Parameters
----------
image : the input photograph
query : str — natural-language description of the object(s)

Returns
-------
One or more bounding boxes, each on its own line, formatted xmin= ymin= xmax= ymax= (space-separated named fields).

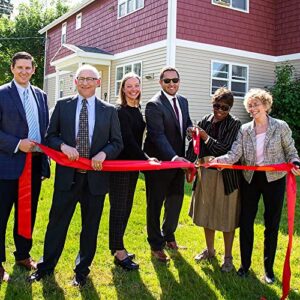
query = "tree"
xmin=0 ymin=0 xmax=69 ymax=87
xmin=269 ymin=64 xmax=300 ymax=151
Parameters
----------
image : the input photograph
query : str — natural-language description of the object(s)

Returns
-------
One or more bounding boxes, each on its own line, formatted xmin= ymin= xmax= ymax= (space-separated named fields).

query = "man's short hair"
xmin=75 ymin=64 xmax=100 ymax=79
xmin=159 ymin=66 xmax=180 ymax=80
xmin=11 ymin=52 xmax=35 ymax=68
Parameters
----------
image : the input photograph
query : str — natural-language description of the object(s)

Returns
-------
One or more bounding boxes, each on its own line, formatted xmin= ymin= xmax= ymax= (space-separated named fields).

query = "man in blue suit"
xmin=0 ymin=52 xmax=50 ymax=282
xmin=144 ymin=67 xmax=192 ymax=262
xmin=28 ymin=64 xmax=123 ymax=286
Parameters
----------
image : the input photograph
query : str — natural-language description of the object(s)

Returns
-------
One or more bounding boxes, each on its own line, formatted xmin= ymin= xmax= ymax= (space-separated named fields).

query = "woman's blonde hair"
xmin=117 ymin=72 xmax=141 ymax=106
xmin=243 ymin=88 xmax=273 ymax=114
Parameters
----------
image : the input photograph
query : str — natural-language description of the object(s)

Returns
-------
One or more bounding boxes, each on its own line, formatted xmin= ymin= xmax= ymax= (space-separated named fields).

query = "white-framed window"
xmin=76 ymin=13 xmax=82 ymax=30
xmin=115 ymin=62 xmax=142 ymax=96
xmin=211 ymin=60 xmax=248 ymax=97
xmin=61 ymin=22 xmax=67 ymax=44
xmin=118 ymin=0 xmax=144 ymax=18
xmin=212 ymin=0 xmax=248 ymax=13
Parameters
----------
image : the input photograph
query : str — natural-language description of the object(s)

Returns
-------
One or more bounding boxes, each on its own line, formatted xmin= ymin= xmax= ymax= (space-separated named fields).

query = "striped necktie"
xmin=76 ymin=99 xmax=90 ymax=158
xmin=23 ymin=89 xmax=39 ymax=142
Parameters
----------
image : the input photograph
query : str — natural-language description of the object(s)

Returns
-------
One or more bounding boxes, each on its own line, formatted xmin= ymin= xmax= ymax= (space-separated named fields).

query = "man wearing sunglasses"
xmin=144 ymin=66 xmax=192 ymax=262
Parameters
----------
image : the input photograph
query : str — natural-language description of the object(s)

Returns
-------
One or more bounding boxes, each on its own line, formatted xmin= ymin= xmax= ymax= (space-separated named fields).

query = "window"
xmin=76 ymin=13 xmax=82 ymax=30
xmin=59 ymin=79 xmax=64 ymax=98
xmin=118 ymin=0 xmax=144 ymax=18
xmin=211 ymin=61 xmax=248 ymax=97
xmin=61 ymin=22 xmax=67 ymax=44
xmin=115 ymin=62 xmax=142 ymax=96
xmin=212 ymin=0 xmax=248 ymax=12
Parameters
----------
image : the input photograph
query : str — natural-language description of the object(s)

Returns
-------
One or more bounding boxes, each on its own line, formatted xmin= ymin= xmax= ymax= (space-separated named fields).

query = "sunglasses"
xmin=162 ymin=78 xmax=180 ymax=84
xmin=213 ymin=103 xmax=231 ymax=112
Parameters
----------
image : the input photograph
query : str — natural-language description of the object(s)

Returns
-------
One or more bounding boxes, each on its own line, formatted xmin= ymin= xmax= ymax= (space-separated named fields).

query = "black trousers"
xmin=109 ymin=171 xmax=139 ymax=254
xmin=37 ymin=173 xmax=105 ymax=277
xmin=240 ymin=172 xmax=285 ymax=275
xmin=145 ymin=169 xmax=184 ymax=251
xmin=0 ymin=155 xmax=42 ymax=263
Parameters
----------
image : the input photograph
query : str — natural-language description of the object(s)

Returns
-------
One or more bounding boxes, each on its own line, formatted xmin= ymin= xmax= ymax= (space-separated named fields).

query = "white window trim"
xmin=210 ymin=60 xmax=249 ymax=98
xmin=76 ymin=13 xmax=82 ymax=30
xmin=115 ymin=61 xmax=142 ymax=96
xmin=117 ymin=0 xmax=144 ymax=19
xmin=211 ymin=0 xmax=249 ymax=13
xmin=61 ymin=22 xmax=67 ymax=45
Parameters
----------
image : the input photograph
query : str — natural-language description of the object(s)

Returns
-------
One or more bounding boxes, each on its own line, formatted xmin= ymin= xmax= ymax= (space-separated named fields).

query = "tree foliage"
xmin=0 ymin=0 xmax=69 ymax=87
xmin=269 ymin=64 xmax=300 ymax=151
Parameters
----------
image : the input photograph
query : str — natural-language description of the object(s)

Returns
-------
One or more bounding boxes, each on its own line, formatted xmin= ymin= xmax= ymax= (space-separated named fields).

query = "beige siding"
xmin=98 ymin=66 xmax=109 ymax=101
xmin=176 ymin=47 xmax=276 ymax=124
xmin=110 ymin=47 xmax=167 ymax=110
xmin=44 ymin=76 xmax=56 ymax=109
xmin=277 ymin=59 xmax=300 ymax=79
xmin=60 ymin=72 xmax=75 ymax=98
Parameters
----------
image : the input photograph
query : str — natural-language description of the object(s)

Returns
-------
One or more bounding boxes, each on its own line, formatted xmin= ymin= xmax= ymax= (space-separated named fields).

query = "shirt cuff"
xmin=204 ymin=136 xmax=210 ymax=144
xmin=14 ymin=140 xmax=21 ymax=153
xmin=171 ymin=155 xmax=178 ymax=161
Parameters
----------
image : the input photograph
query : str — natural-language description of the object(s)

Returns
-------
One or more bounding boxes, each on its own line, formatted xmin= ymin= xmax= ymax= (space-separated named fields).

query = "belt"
xmin=31 ymin=152 xmax=42 ymax=157
xmin=76 ymin=169 xmax=87 ymax=174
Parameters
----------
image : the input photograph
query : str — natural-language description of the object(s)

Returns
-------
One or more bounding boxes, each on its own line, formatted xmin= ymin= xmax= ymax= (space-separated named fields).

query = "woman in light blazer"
xmin=212 ymin=88 xmax=300 ymax=284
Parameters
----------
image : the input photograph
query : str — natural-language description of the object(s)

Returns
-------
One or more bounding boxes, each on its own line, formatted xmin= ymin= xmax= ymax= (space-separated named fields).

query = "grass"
xmin=1 ymin=166 xmax=300 ymax=300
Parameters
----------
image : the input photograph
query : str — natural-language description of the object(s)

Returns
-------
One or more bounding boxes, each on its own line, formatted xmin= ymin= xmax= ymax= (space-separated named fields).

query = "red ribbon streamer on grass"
xmin=19 ymin=143 xmax=295 ymax=299
xmin=18 ymin=152 xmax=32 ymax=239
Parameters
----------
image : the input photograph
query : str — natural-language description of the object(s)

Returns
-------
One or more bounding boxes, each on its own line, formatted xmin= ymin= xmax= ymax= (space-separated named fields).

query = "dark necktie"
xmin=76 ymin=99 xmax=90 ymax=158
xmin=172 ymin=97 xmax=179 ymax=121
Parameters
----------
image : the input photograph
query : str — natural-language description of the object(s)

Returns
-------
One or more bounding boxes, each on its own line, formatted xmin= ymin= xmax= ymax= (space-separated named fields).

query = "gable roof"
xmin=39 ymin=0 xmax=96 ymax=34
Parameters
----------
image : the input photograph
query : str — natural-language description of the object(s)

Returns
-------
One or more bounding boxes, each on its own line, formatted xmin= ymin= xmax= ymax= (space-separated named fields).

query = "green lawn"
xmin=1 ymin=167 xmax=300 ymax=300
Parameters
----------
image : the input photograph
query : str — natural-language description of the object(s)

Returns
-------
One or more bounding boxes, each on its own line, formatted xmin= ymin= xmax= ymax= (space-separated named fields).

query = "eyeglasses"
xmin=162 ymin=78 xmax=180 ymax=84
xmin=213 ymin=103 xmax=231 ymax=112
xmin=247 ymin=103 xmax=262 ymax=109
xmin=77 ymin=77 xmax=98 ymax=83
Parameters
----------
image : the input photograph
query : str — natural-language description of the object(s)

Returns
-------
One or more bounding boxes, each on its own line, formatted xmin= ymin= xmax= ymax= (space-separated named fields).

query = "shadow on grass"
xmin=112 ymin=267 xmax=155 ymax=300
xmin=4 ymin=264 xmax=32 ymax=300
xmin=80 ymin=277 xmax=100 ymax=300
xmin=151 ymin=251 xmax=218 ymax=299
xmin=41 ymin=274 xmax=65 ymax=300
xmin=202 ymin=261 xmax=279 ymax=300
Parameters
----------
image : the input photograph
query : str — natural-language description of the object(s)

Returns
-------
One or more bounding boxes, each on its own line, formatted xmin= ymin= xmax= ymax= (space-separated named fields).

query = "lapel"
xmin=90 ymin=97 xmax=105 ymax=148
xmin=8 ymin=81 xmax=27 ymax=123
xmin=246 ymin=120 xmax=256 ymax=151
xmin=160 ymin=91 xmax=181 ymax=134
xmin=178 ymin=95 xmax=186 ymax=129
xmin=264 ymin=116 xmax=275 ymax=150
xmin=66 ymin=96 xmax=78 ymax=146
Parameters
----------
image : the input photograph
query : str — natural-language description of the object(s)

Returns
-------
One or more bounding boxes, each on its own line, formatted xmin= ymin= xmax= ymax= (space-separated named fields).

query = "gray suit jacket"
xmin=46 ymin=95 xmax=123 ymax=195
xmin=217 ymin=115 xmax=299 ymax=183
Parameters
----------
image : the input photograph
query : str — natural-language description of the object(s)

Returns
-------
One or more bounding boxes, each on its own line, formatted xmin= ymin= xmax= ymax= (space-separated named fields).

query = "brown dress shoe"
xmin=165 ymin=241 xmax=187 ymax=250
xmin=0 ymin=266 xmax=10 ymax=282
xmin=151 ymin=250 xmax=170 ymax=262
xmin=16 ymin=258 xmax=37 ymax=270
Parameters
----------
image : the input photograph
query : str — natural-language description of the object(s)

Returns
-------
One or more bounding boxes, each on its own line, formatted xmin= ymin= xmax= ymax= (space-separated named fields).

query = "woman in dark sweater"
xmin=188 ymin=87 xmax=241 ymax=272
xmin=109 ymin=72 xmax=155 ymax=270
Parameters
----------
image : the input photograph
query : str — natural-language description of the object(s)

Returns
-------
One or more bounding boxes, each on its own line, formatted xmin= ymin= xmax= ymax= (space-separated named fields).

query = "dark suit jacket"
xmin=144 ymin=91 xmax=192 ymax=160
xmin=46 ymin=96 xmax=123 ymax=195
xmin=0 ymin=81 xmax=50 ymax=180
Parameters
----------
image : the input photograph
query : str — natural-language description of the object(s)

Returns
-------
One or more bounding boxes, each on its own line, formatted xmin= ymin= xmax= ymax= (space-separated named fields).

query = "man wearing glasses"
xmin=144 ymin=66 xmax=192 ymax=262
xmin=28 ymin=64 xmax=123 ymax=286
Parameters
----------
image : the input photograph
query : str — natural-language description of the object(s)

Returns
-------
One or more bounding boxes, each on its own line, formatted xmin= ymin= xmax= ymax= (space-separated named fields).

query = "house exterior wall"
xmin=44 ymin=75 xmax=56 ymax=109
xmin=275 ymin=2 xmax=300 ymax=56
xmin=45 ymin=0 xmax=168 ymax=75
xmin=176 ymin=0 xmax=276 ymax=56
xmin=110 ymin=46 xmax=167 ymax=108
xmin=176 ymin=46 xmax=275 ymax=124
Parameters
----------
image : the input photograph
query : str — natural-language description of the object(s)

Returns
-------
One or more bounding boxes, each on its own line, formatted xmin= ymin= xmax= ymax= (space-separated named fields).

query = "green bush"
xmin=269 ymin=63 xmax=300 ymax=151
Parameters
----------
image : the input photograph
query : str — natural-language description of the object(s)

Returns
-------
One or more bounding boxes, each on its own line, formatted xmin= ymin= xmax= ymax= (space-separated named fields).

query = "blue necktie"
xmin=23 ymin=89 xmax=39 ymax=142
xmin=76 ymin=99 xmax=90 ymax=158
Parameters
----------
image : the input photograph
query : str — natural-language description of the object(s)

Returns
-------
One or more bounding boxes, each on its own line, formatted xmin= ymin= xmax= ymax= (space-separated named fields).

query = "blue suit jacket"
xmin=0 ymin=81 xmax=50 ymax=180
xmin=46 ymin=96 xmax=123 ymax=195
xmin=144 ymin=91 xmax=192 ymax=160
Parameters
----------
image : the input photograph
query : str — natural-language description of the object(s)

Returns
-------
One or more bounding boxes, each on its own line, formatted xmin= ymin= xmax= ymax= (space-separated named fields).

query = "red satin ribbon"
xmin=18 ymin=143 xmax=296 ymax=299
xmin=18 ymin=152 xmax=32 ymax=239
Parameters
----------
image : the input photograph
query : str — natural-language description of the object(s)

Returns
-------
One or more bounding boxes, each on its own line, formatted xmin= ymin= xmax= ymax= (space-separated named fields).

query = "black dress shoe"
xmin=237 ymin=267 xmax=248 ymax=278
xmin=124 ymin=249 xmax=135 ymax=260
xmin=27 ymin=271 xmax=52 ymax=283
xmin=72 ymin=273 xmax=87 ymax=287
xmin=114 ymin=256 xmax=139 ymax=271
